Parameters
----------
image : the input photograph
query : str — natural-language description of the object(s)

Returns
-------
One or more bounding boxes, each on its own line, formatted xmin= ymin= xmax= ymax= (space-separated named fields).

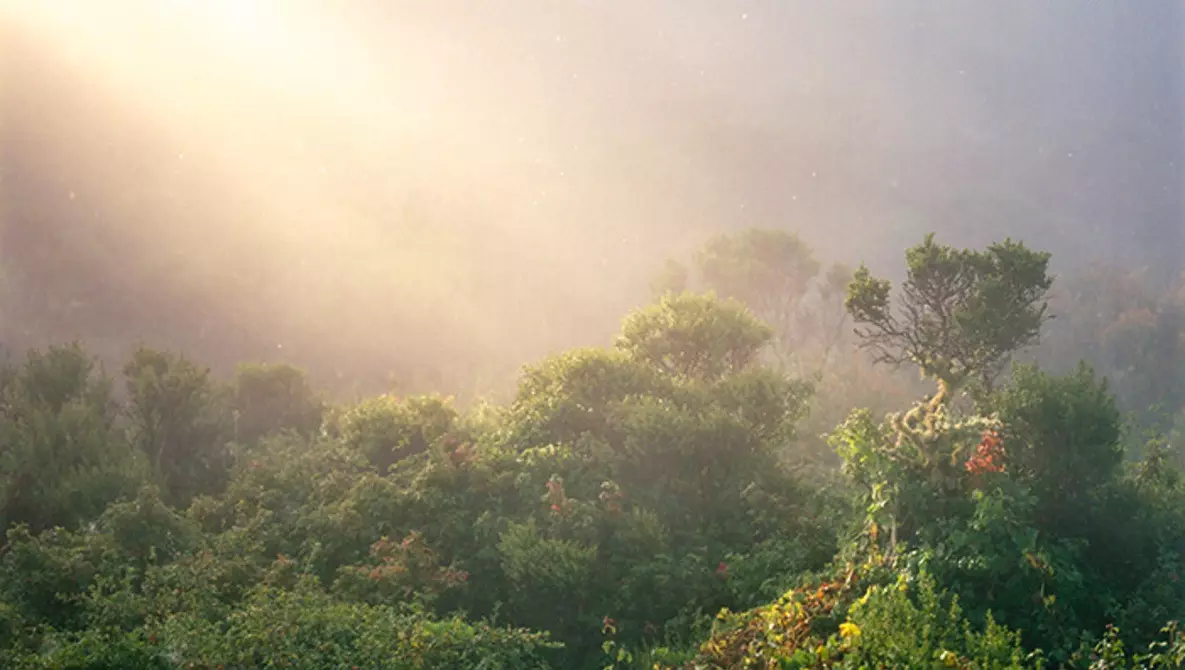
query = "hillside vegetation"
xmin=3 ymin=232 xmax=1185 ymax=668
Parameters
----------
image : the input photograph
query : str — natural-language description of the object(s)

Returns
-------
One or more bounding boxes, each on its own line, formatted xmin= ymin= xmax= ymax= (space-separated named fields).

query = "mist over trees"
xmin=2 ymin=2 xmax=1184 ymax=668
xmin=1 ymin=232 xmax=1185 ymax=668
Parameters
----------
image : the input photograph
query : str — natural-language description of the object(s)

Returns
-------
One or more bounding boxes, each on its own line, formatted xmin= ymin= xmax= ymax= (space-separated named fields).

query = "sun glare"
xmin=1 ymin=0 xmax=503 ymax=346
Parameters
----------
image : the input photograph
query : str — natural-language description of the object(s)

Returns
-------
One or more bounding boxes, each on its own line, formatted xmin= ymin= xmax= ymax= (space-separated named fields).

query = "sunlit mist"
xmin=1 ymin=1 xmax=1181 ymax=397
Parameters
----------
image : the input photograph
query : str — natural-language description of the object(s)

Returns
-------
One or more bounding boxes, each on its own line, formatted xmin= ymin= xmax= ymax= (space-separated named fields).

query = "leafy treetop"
xmin=845 ymin=233 xmax=1052 ymax=398
xmin=616 ymin=292 xmax=772 ymax=381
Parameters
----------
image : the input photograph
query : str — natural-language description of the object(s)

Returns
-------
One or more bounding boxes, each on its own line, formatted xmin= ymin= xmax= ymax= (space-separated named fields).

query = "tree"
xmin=1033 ymin=265 xmax=1185 ymax=437
xmin=845 ymin=233 xmax=1053 ymax=400
xmin=123 ymin=347 xmax=234 ymax=507
xmin=505 ymin=347 xmax=660 ymax=448
xmin=336 ymin=394 xmax=458 ymax=474
xmin=0 ymin=345 xmax=141 ymax=536
xmin=660 ymin=229 xmax=853 ymax=373
xmin=986 ymin=363 xmax=1123 ymax=531
xmin=616 ymin=292 xmax=772 ymax=381
xmin=693 ymin=229 xmax=820 ymax=338
xmin=835 ymin=235 xmax=1054 ymax=563
xmin=652 ymin=230 xmax=913 ymax=465
xmin=231 ymin=363 xmax=324 ymax=444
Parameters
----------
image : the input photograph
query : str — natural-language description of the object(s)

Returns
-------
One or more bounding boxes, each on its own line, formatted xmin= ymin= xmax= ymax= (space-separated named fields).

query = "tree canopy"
xmin=846 ymin=233 xmax=1053 ymax=395
xmin=3 ymin=232 xmax=1185 ymax=669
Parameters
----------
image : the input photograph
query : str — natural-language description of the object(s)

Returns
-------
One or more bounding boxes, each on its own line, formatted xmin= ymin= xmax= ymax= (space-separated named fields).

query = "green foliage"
xmin=611 ymin=394 xmax=774 ymax=530
xmin=506 ymin=348 xmax=660 ymax=447
xmin=823 ymin=370 xmax=1185 ymax=663
xmin=829 ymin=402 xmax=996 ymax=547
xmin=497 ymin=519 xmax=599 ymax=644
xmin=231 ymin=362 xmax=324 ymax=443
xmin=499 ymin=519 xmax=598 ymax=593
xmin=6 ymin=628 xmax=171 ymax=670
xmin=689 ymin=568 xmax=1035 ymax=669
xmin=186 ymin=432 xmax=373 ymax=580
xmin=846 ymin=233 xmax=1053 ymax=391
xmin=0 ymin=345 xmax=142 ymax=536
xmin=829 ymin=573 xmax=1035 ymax=669
xmin=335 ymin=394 xmax=459 ymax=473
xmin=616 ymin=292 xmax=772 ymax=381
xmin=657 ymin=228 xmax=902 ymax=467
xmin=151 ymin=581 xmax=556 ymax=669
xmin=123 ymin=347 xmax=234 ymax=506
xmin=987 ymin=363 xmax=1124 ymax=530
xmin=897 ymin=487 xmax=1090 ymax=660
xmin=333 ymin=531 xmax=469 ymax=608
xmin=6 ymin=582 xmax=557 ymax=670
xmin=1074 ymin=622 xmax=1185 ymax=669
xmin=6 ymin=236 xmax=1185 ymax=668
xmin=819 ymin=236 xmax=1185 ymax=665
xmin=829 ymin=363 xmax=1125 ymax=660
xmin=0 ymin=487 xmax=197 ymax=636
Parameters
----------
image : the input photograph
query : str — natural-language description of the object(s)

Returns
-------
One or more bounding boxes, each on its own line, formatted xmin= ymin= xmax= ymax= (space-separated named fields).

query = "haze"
xmin=2 ymin=1 xmax=1182 ymax=398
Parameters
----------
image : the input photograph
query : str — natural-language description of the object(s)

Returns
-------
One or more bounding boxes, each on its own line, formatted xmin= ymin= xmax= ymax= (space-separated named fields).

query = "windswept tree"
xmin=845 ymin=233 xmax=1053 ymax=402
xmin=835 ymin=235 xmax=1054 ymax=558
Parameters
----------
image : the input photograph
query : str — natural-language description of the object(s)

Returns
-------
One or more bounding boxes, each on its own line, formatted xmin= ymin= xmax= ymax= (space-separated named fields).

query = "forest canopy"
xmin=2 ymin=231 xmax=1185 ymax=668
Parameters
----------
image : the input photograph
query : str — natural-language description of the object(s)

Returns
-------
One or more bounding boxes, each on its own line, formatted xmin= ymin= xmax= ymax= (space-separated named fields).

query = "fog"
xmin=2 ymin=1 xmax=1182 ymax=398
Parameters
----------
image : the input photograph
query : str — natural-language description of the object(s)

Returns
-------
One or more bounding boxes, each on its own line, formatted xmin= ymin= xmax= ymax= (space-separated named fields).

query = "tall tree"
xmin=845 ymin=233 xmax=1053 ymax=402
xmin=836 ymin=234 xmax=1055 ymax=548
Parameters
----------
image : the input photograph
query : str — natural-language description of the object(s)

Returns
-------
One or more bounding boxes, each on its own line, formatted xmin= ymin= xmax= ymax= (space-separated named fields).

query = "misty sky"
xmin=1 ymin=1 xmax=1182 ymax=393
xmin=334 ymin=1 xmax=1185 ymax=268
